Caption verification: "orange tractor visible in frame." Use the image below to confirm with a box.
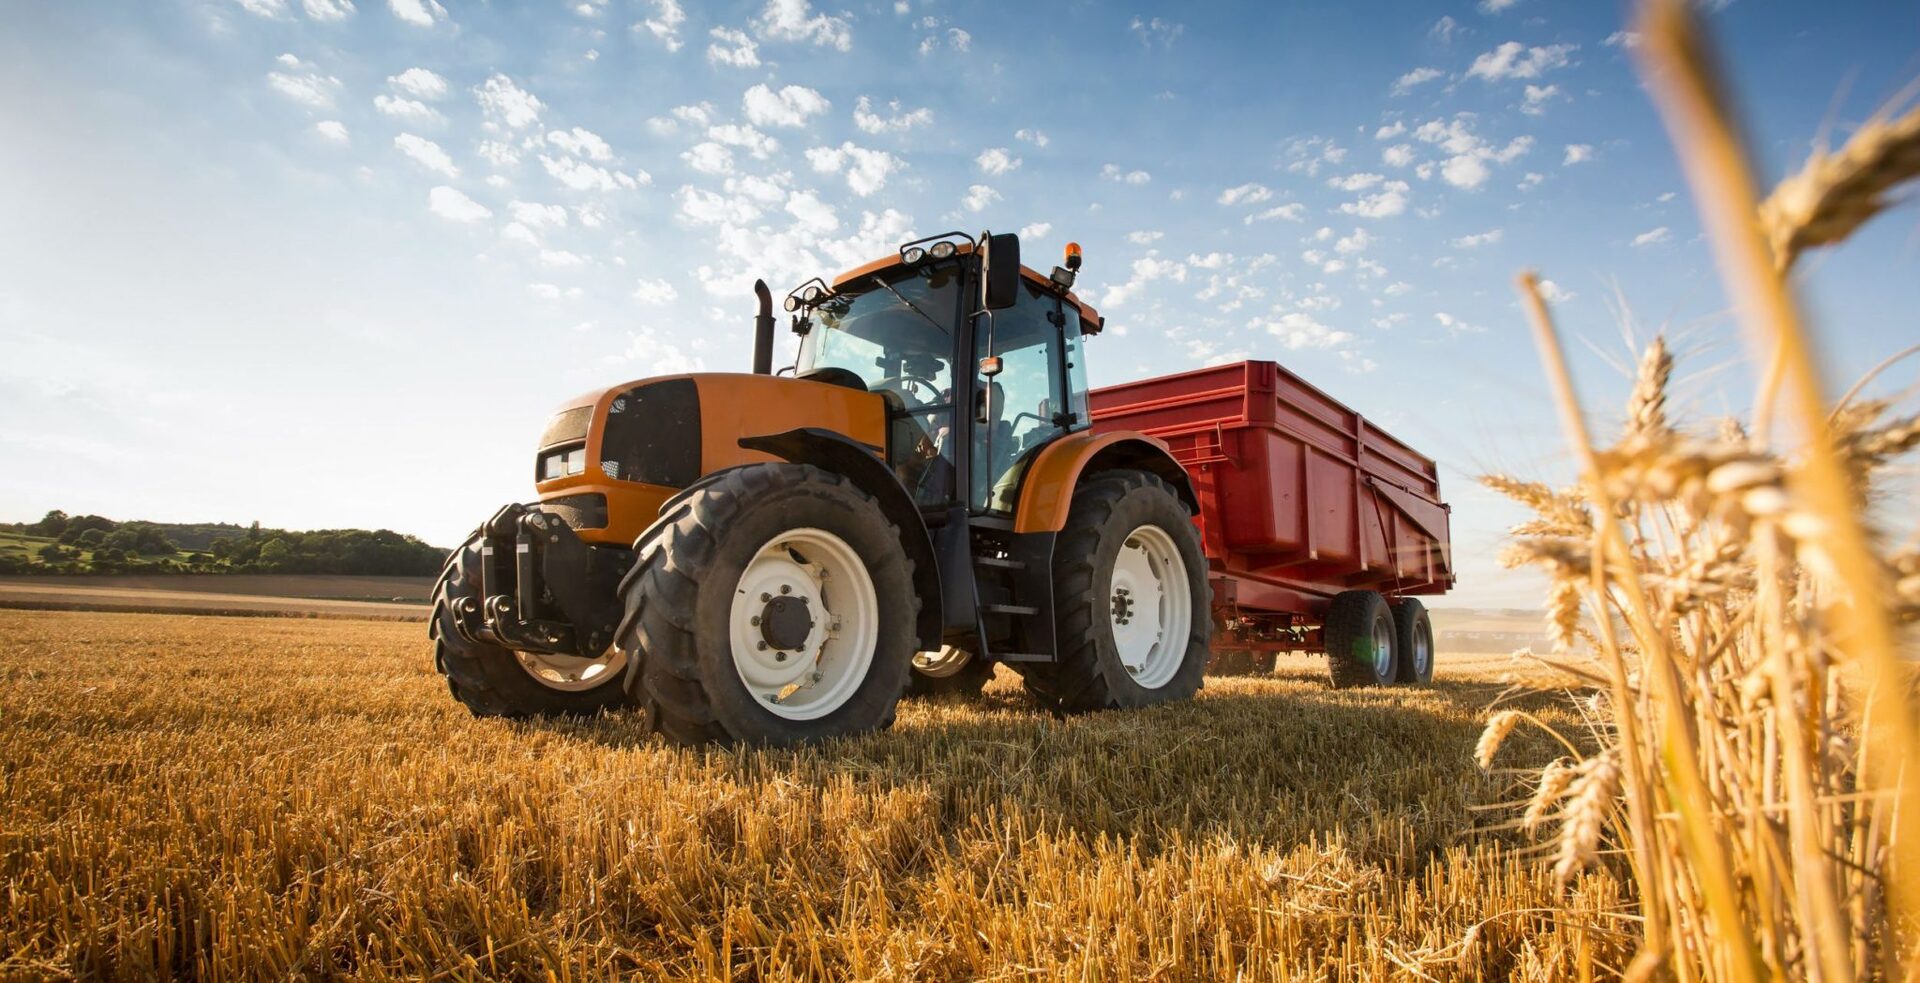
[430,231,1452,745]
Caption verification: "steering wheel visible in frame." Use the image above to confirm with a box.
[872,375,942,407]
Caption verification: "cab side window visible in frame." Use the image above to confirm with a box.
[971,278,1065,512]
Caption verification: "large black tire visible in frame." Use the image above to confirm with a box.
[1324,589,1397,689]
[1392,598,1435,685]
[428,531,633,718]
[1019,470,1211,713]
[904,647,995,700]
[614,463,919,746]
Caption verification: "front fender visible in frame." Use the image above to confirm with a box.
[1011,430,1198,533]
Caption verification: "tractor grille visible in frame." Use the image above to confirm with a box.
[599,378,701,487]
[540,493,609,530]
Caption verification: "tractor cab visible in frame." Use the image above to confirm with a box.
[785,233,1102,516]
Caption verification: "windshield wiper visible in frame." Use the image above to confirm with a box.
[871,275,949,336]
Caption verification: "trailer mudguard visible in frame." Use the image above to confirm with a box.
[1011,430,1198,534]
[736,427,945,651]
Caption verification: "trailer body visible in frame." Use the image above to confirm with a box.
[1088,360,1453,652]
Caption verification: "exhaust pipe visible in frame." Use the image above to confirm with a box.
[751,279,775,375]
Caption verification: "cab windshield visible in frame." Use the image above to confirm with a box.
[794,262,961,408]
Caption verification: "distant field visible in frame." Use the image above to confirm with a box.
[0,574,431,621]
[0,609,1618,980]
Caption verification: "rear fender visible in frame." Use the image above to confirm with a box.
[1011,431,1198,533]
[737,428,944,651]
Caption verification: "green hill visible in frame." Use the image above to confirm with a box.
[0,511,446,578]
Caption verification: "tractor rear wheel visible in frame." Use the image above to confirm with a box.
[1324,589,1397,688]
[429,532,632,717]
[1019,470,1211,713]
[1393,598,1435,685]
[905,646,994,699]
[614,463,919,746]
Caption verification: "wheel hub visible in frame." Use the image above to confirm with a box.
[758,594,814,651]
[1112,587,1135,625]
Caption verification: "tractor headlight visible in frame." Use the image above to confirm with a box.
[902,245,927,264]
[928,240,957,260]
[783,294,800,312]
[802,284,824,304]
[539,445,587,481]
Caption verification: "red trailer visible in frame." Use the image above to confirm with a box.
[1089,360,1454,685]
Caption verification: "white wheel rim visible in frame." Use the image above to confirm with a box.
[515,646,627,692]
[727,527,878,721]
[1371,615,1395,678]
[912,645,972,678]
[1107,524,1192,689]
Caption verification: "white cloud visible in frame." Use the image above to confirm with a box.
[1632,226,1671,247]
[1521,84,1560,115]
[1339,181,1411,218]
[1451,229,1502,248]
[854,96,932,134]
[475,74,543,130]
[677,186,762,225]
[963,184,1000,213]
[1563,143,1594,165]
[976,147,1021,176]
[1019,221,1052,239]
[786,190,839,232]
[947,28,972,52]
[1384,281,1412,296]
[499,222,541,248]
[1375,121,1406,140]
[301,0,355,21]
[526,282,580,300]
[806,142,904,196]
[1434,312,1481,335]
[743,83,830,128]
[708,123,778,158]
[1258,312,1351,350]
[1102,164,1151,185]
[539,249,586,268]
[547,126,613,161]
[1334,229,1371,254]
[427,185,489,223]
[1467,41,1576,81]
[236,0,289,17]
[540,155,644,192]
[1103,252,1188,308]
[1604,30,1640,49]
[1382,144,1415,167]
[388,67,447,100]
[632,277,678,304]
[1129,16,1183,48]
[1429,16,1461,44]
[707,27,761,66]
[755,0,852,50]
[1015,128,1050,148]
[1440,154,1490,189]
[1126,230,1163,244]
[640,0,685,51]
[267,61,341,108]
[682,142,734,175]
[1187,251,1232,269]
[1217,182,1272,206]
[509,200,569,230]
[373,94,440,124]
[394,133,457,177]
[1479,0,1520,12]
[1392,67,1444,95]
[1519,171,1546,190]
[1328,172,1383,192]
[1246,203,1306,224]
[314,120,349,142]
[387,0,445,27]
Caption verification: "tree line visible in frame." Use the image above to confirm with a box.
[1,510,447,577]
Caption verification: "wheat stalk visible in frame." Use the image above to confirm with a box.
[1759,103,1920,272]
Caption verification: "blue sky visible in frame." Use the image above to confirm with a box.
[3,0,1917,607]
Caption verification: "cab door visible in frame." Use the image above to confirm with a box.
[969,278,1082,513]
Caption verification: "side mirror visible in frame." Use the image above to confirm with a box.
[981,232,1021,311]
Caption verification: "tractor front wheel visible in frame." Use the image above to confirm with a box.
[615,463,919,746]
[429,532,632,717]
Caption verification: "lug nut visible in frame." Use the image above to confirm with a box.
[775,652,787,662]
[757,641,767,650]
[750,615,761,626]
[780,584,791,595]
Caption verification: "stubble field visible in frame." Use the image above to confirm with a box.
[0,609,1624,980]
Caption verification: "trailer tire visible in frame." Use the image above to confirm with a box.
[614,463,918,746]
[904,647,994,700]
[429,531,633,718]
[1324,589,1398,689]
[1020,469,1211,713]
[1392,598,1435,685]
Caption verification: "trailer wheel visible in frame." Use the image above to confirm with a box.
[1324,590,1398,688]
[1020,469,1211,713]
[1392,598,1435,685]
[429,531,632,717]
[904,647,995,699]
[614,463,918,746]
